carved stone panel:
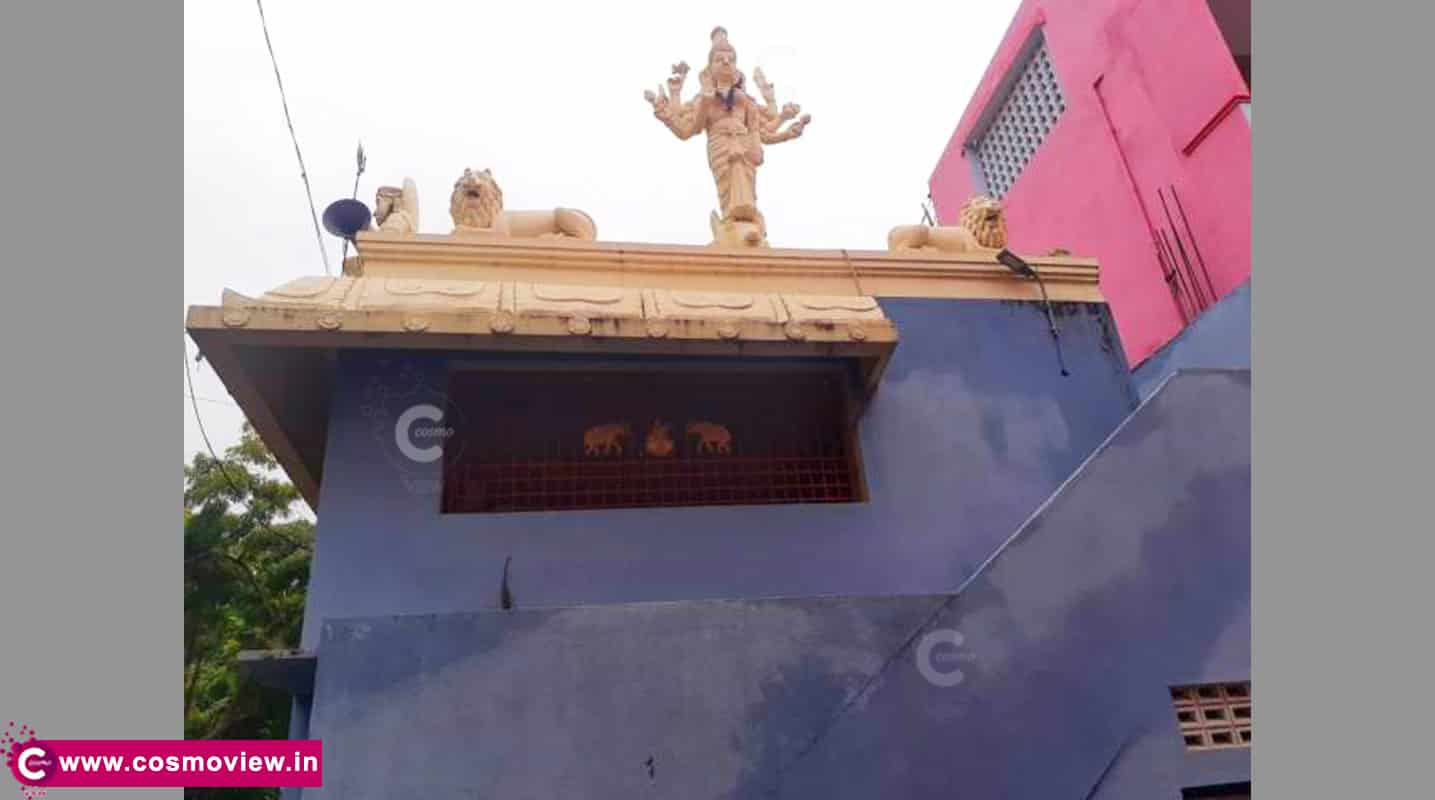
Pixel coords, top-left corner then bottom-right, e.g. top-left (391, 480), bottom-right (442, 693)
top-left (514, 283), bottom-right (645, 319)
top-left (252, 277), bottom-right (356, 308)
top-left (356, 278), bottom-right (501, 312)
top-left (778, 294), bottom-right (886, 324)
top-left (644, 289), bottom-right (787, 323)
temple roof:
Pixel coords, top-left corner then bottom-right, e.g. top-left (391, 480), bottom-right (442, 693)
top-left (185, 232), bottom-right (1101, 507)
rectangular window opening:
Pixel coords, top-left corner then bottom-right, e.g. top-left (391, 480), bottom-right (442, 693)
top-left (966, 29), bottom-right (1067, 199)
top-left (441, 365), bottom-right (867, 514)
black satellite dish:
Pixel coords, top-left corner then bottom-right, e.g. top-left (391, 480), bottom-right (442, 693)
top-left (322, 198), bottom-right (372, 241)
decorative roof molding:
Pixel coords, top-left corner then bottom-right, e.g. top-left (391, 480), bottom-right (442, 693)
top-left (201, 275), bottom-right (894, 351)
top-left (343, 232), bottom-right (1103, 304)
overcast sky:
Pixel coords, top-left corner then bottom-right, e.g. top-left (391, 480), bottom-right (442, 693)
top-left (183, 0), bottom-right (1022, 462)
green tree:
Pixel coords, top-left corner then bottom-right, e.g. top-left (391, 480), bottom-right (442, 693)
top-left (184, 424), bottom-right (313, 800)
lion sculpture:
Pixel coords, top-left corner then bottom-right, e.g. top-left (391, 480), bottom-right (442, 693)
top-left (373, 178), bottom-right (420, 235)
top-left (887, 194), bottom-right (1008, 254)
top-left (449, 168), bottom-right (597, 240)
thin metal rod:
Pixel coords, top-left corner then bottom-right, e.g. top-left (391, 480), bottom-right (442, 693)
top-left (341, 141), bottom-right (367, 271)
top-left (1152, 234), bottom-right (1191, 325)
top-left (1094, 76), bottom-right (1185, 323)
top-left (1169, 185), bottom-right (1219, 304)
top-left (1159, 219), bottom-right (1205, 316)
top-left (1156, 227), bottom-right (1196, 322)
top-left (1157, 188), bottom-right (1209, 310)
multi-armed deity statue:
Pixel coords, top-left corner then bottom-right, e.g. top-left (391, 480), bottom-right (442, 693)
top-left (361, 24), bottom-right (1008, 254)
top-left (644, 26), bottom-right (811, 248)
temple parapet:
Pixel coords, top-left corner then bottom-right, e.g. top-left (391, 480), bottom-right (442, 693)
top-left (342, 231), bottom-right (1102, 303)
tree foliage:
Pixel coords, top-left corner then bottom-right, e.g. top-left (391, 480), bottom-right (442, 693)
top-left (184, 424), bottom-right (313, 800)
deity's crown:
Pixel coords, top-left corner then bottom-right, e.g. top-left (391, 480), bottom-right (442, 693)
top-left (709, 26), bottom-right (734, 58)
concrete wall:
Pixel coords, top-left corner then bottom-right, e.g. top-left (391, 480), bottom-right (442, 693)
top-left (929, 0), bottom-right (1251, 367)
top-left (1133, 278), bottom-right (1250, 400)
top-left (303, 370), bottom-right (1249, 798)
top-left (299, 297), bottom-right (1136, 647)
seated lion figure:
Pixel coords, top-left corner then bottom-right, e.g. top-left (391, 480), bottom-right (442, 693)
top-left (887, 194), bottom-right (1008, 254)
top-left (449, 168), bottom-right (597, 241)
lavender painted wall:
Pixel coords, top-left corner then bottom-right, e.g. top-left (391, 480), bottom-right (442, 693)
top-left (299, 297), bottom-right (1136, 647)
top-left (929, 0), bottom-right (1252, 367)
top-left (302, 370), bottom-right (1249, 799)
top-left (1133, 278), bottom-right (1250, 400)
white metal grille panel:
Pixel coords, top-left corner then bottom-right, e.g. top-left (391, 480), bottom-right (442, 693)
top-left (971, 40), bottom-right (1066, 198)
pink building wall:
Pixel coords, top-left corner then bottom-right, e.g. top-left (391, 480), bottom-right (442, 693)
top-left (930, 0), bottom-right (1251, 367)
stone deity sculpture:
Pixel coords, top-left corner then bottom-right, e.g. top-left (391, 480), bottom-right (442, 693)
top-left (373, 178), bottom-right (420, 235)
top-left (644, 26), bottom-right (811, 248)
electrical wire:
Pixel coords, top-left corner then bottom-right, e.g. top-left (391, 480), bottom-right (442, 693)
top-left (254, 0), bottom-right (331, 276)
top-left (184, 342), bottom-right (253, 503)
top-left (183, 338), bottom-right (316, 544)
top-left (1030, 272), bottom-right (1071, 377)
top-left (185, 392), bottom-right (239, 408)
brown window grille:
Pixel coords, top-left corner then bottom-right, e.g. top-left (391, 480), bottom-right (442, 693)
top-left (1170, 681), bottom-right (1251, 751)
top-left (441, 365), bottom-right (865, 514)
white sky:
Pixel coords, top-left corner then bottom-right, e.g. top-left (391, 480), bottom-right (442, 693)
top-left (184, 0), bottom-right (1021, 462)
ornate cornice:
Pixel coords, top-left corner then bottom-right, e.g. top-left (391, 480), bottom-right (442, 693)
top-left (345, 232), bottom-right (1104, 304)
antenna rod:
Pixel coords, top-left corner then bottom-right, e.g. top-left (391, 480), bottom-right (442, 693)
top-left (340, 141), bottom-right (367, 270)
top-left (351, 140), bottom-right (366, 200)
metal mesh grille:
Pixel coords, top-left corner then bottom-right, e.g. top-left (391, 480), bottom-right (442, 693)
top-left (971, 39), bottom-right (1066, 198)
top-left (1170, 682), bottom-right (1251, 750)
top-left (441, 368), bottom-right (862, 514)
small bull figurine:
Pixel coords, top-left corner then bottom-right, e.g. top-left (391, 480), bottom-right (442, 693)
top-left (583, 423), bottom-right (633, 456)
top-left (686, 421), bottom-right (732, 455)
